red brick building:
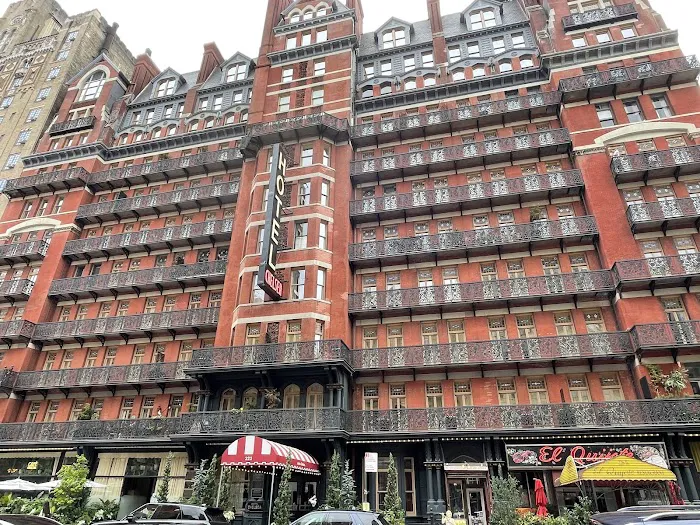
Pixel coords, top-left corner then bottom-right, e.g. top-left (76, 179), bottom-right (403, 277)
top-left (0, 0), bottom-right (697, 520)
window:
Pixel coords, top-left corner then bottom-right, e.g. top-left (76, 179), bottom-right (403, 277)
top-left (568, 375), bottom-right (591, 403)
top-left (132, 346), bottom-right (145, 364)
top-left (286, 320), bottom-right (302, 342)
top-left (520, 56), bottom-right (534, 68)
top-left (422, 52), bottom-right (434, 68)
top-left (470, 9), bottom-right (496, 29)
top-left (651, 94), bottom-right (673, 118)
top-left (363, 328), bottom-right (378, 349)
top-left (472, 66), bottom-right (485, 77)
top-left (316, 28), bottom-right (327, 43)
top-left (292, 268), bottom-right (306, 299)
top-left (382, 28), bottom-right (406, 49)
top-left (312, 89), bottom-right (324, 106)
top-left (5, 153), bottom-right (20, 169)
top-left (584, 310), bottom-right (606, 333)
top-left (286, 36), bottom-right (296, 50)
top-left (47, 67), bottom-right (60, 80)
top-left (596, 102), bottom-right (615, 127)
top-left (226, 63), bottom-right (247, 82)
top-left (301, 32), bottom-right (312, 46)
top-left (403, 55), bottom-right (415, 72)
top-left (448, 46), bottom-right (461, 63)
top-left (301, 145), bottom-right (313, 167)
top-left (572, 36), bottom-right (586, 48)
top-left (404, 78), bottom-right (416, 90)
top-left (555, 311), bottom-right (575, 335)
top-left (314, 60), bottom-right (325, 76)
top-left (26, 402), bottom-right (41, 422)
top-left (319, 221), bottom-right (328, 249)
top-left (623, 99), bottom-right (644, 122)
top-left (15, 129), bottom-right (30, 145)
top-left (103, 347), bottom-right (117, 366)
top-left (421, 322), bottom-right (438, 345)
top-left (364, 64), bottom-right (374, 79)
top-left (390, 384), bottom-right (406, 409)
top-left (426, 383), bottom-right (443, 408)
top-left (212, 95), bottom-right (223, 111)
top-left (492, 37), bottom-right (505, 54)
top-left (596, 31), bottom-right (611, 44)
top-left (44, 401), bottom-right (59, 422)
top-left (278, 95), bottom-right (290, 112)
top-left (298, 180), bottom-right (311, 205)
top-left (316, 268), bottom-right (326, 299)
top-left (498, 378), bottom-right (517, 404)
top-left (322, 148), bottom-right (331, 168)
top-left (512, 33), bottom-right (525, 48)
top-left (621, 25), bottom-right (636, 38)
top-left (120, 398), bottom-right (134, 419)
top-left (452, 70), bottom-right (465, 81)
top-left (282, 68), bottom-right (293, 83)
top-left (499, 60), bottom-right (512, 73)
top-left (387, 325), bottom-right (403, 346)
top-left (600, 373), bottom-right (624, 401)
top-left (448, 320), bottom-right (465, 343)
top-left (36, 199), bottom-right (48, 216)
top-left (156, 78), bottom-right (176, 97)
top-left (489, 317), bottom-right (507, 340)
top-left (294, 221), bottom-right (308, 249)
top-left (363, 385), bottom-right (379, 409)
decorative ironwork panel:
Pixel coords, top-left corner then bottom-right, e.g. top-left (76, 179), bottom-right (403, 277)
top-left (632, 321), bottom-right (700, 348)
top-left (176, 408), bottom-right (345, 434)
top-left (562, 3), bottom-right (637, 30)
top-left (4, 168), bottom-right (88, 195)
top-left (611, 146), bottom-right (700, 176)
top-left (250, 112), bottom-right (348, 137)
top-left (48, 116), bottom-right (96, 135)
top-left (626, 197), bottom-right (700, 225)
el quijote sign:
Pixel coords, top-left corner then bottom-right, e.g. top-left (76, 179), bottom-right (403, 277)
top-left (505, 443), bottom-right (668, 469)
top-left (257, 144), bottom-right (287, 301)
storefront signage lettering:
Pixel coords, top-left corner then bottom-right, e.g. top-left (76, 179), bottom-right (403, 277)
top-left (444, 462), bottom-right (488, 472)
top-left (505, 443), bottom-right (668, 469)
top-left (257, 144), bottom-right (287, 301)
top-left (365, 452), bottom-right (378, 473)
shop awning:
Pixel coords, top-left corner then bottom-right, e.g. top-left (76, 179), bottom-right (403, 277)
top-left (221, 435), bottom-right (320, 475)
top-left (556, 455), bottom-right (677, 486)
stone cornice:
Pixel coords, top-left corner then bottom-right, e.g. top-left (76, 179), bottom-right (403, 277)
top-left (273, 10), bottom-right (355, 35)
top-left (444, 20), bottom-right (532, 44)
top-left (358, 40), bottom-right (433, 62)
top-left (268, 35), bottom-right (357, 65)
top-left (197, 77), bottom-right (254, 95)
top-left (127, 93), bottom-right (187, 110)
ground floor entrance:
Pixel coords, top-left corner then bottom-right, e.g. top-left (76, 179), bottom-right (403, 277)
top-left (446, 477), bottom-right (486, 525)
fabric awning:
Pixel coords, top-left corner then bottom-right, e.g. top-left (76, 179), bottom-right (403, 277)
top-left (221, 435), bottom-right (320, 475)
top-left (556, 455), bottom-right (677, 486)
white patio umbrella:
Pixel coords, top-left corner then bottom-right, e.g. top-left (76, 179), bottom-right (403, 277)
top-left (0, 478), bottom-right (43, 492)
top-left (35, 479), bottom-right (106, 490)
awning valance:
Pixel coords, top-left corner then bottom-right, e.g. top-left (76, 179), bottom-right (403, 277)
top-left (221, 435), bottom-right (320, 475)
top-left (556, 455), bottom-right (677, 486)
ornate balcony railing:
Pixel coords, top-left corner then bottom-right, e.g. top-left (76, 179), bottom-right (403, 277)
top-left (354, 332), bottom-right (634, 369)
top-left (48, 116), bottom-right (96, 136)
top-left (87, 148), bottom-right (243, 191)
top-left (4, 167), bottom-right (89, 198)
top-left (250, 112), bottom-right (348, 138)
top-left (76, 181), bottom-right (240, 224)
top-left (350, 170), bottom-right (584, 220)
top-left (0, 279), bottom-right (34, 301)
top-left (14, 361), bottom-right (191, 391)
top-left (562, 3), bottom-right (637, 31)
top-left (0, 240), bottom-right (49, 264)
top-left (63, 219), bottom-right (233, 259)
top-left (33, 307), bottom-right (220, 342)
top-left (350, 92), bottom-right (562, 144)
top-left (0, 417), bottom-right (179, 444)
top-left (615, 255), bottom-right (700, 285)
top-left (0, 320), bottom-right (35, 342)
top-left (348, 271), bottom-right (614, 314)
top-left (175, 408), bottom-right (346, 436)
top-left (349, 217), bottom-right (598, 263)
top-left (611, 147), bottom-right (700, 183)
top-left (188, 340), bottom-right (352, 371)
top-left (49, 260), bottom-right (228, 299)
top-left (559, 56), bottom-right (700, 96)
top-left (0, 368), bottom-right (17, 392)
top-left (632, 321), bottom-right (700, 349)
top-left (350, 129), bottom-right (571, 179)
top-left (349, 400), bottom-right (700, 434)
top-left (626, 197), bottom-right (700, 231)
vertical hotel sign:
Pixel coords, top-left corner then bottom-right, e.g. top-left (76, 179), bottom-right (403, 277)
top-left (257, 144), bottom-right (286, 300)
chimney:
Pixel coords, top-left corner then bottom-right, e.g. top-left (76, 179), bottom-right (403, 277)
top-left (126, 49), bottom-right (160, 96)
top-left (100, 22), bottom-right (118, 55)
top-left (258, 0), bottom-right (293, 64)
top-left (346, 0), bottom-right (365, 36)
top-left (197, 42), bottom-right (225, 84)
top-left (427, 0), bottom-right (447, 73)
top-left (427, 0), bottom-right (443, 34)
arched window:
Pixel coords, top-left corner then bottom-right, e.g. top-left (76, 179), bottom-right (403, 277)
top-left (240, 110), bottom-right (249, 123)
top-left (362, 86), bottom-right (373, 99)
top-left (204, 117), bottom-right (215, 129)
top-left (283, 385), bottom-right (301, 408)
top-left (405, 78), bottom-right (416, 90)
top-left (289, 12), bottom-right (301, 23)
top-left (470, 9), bottom-right (496, 30)
top-left (453, 70), bottom-right (466, 81)
top-left (302, 8), bottom-right (313, 20)
top-left (316, 6), bottom-right (327, 17)
top-left (189, 120), bottom-right (199, 132)
top-left (220, 389), bottom-right (236, 411)
top-left (80, 70), bottom-right (106, 101)
top-left (499, 60), bottom-right (513, 73)
top-left (424, 75), bottom-right (436, 86)
top-left (473, 66), bottom-right (485, 78)
top-left (156, 78), bottom-right (177, 97)
top-left (133, 132), bottom-right (143, 142)
top-left (167, 125), bottom-right (177, 136)
top-left (307, 383), bottom-right (324, 409)
top-left (520, 56), bottom-right (534, 68)
top-left (153, 127), bottom-right (162, 138)
top-left (225, 113), bottom-right (235, 124)
top-left (380, 82), bottom-right (392, 95)
top-left (243, 387), bottom-right (258, 409)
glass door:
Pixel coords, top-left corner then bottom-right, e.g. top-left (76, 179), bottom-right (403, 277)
top-left (448, 479), bottom-right (466, 520)
top-left (466, 489), bottom-right (486, 525)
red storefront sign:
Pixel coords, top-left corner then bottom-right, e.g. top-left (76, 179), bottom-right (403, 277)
top-left (505, 443), bottom-right (668, 469)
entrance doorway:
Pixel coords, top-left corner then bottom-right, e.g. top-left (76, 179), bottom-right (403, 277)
top-left (447, 478), bottom-right (486, 525)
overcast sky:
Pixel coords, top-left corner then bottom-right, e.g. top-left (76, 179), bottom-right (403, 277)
top-left (1, 0), bottom-right (698, 73)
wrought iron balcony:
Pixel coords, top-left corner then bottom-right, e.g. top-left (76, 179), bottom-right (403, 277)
top-left (611, 146), bottom-right (700, 184)
top-left (14, 361), bottom-right (192, 392)
top-left (0, 279), bottom-right (34, 303)
top-left (187, 339), bottom-right (352, 374)
top-left (3, 167), bottom-right (89, 198)
top-left (350, 170), bottom-right (584, 224)
top-left (174, 408), bottom-right (346, 438)
top-left (76, 181), bottom-right (240, 225)
top-left (559, 55), bottom-right (700, 103)
top-left (614, 256), bottom-right (700, 293)
top-left (63, 219), bottom-right (233, 261)
top-left (349, 271), bottom-right (614, 319)
top-left (349, 399), bottom-right (700, 435)
top-left (33, 307), bottom-right (219, 344)
top-left (0, 368), bottom-right (17, 393)
top-left (48, 116), bottom-right (96, 136)
top-left (350, 129), bottom-right (571, 184)
top-left (626, 198), bottom-right (700, 233)
top-left (0, 320), bottom-right (35, 345)
top-left (242, 113), bottom-right (349, 158)
top-left (49, 260), bottom-right (228, 301)
top-left (632, 321), bottom-right (700, 349)
top-left (0, 417), bottom-right (179, 445)
top-left (354, 332), bottom-right (634, 370)
top-left (87, 148), bottom-right (243, 192)
top-left (350, 92), bottom-right (562, 148)
top-left (0, 240), bottom-right (49, 265)
top-left (349, 217), bottom-right (598, 268)
top-left (562, 3), bottom-right (637, 31)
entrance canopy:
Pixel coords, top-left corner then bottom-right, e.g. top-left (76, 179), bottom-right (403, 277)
top-left (556, 455), bottom-right (677, 486)
top-left (221, 435), bottom-right (320, 475)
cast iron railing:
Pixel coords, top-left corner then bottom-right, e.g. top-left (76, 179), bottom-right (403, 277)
top-left (0, 279), bottom-right (34, 298)
top-left (32, 307), bottom-right (220, 341)
top-left (614, 255), bottom-right (700, 282)
top-left (249, 112), bottom-right (348, 137)
top-left (0, 320), bottom-right (35, 340)
top-left (0, 368), bottom-right (17, 391)
top-left (611, 147), bottom-right (700, 177)
top-left (48, 116), bottom-right (96, 135)
top-left (626, 197), bottom-right (700, 225)
top-left (0, 417), bottom-right (179, 444)
top-left (559, 56), bottom-right (700, 92)
top-left (76, 181), bottom-right (240, 220)
top-left (175, 408), bottom-right (346, 435)
top-left (353, 332), bottom-right (634, 369)
top-left (349, 217), bottom-right (598, 261)
top-left (632, 321), bottom-right (700, 348)
top-left (350, 170), bottom-right (583, 216)
top-left (348, 271), bottom-right (614, 312)
top-left (49, 260), bottom-right (228, 297)
top-left (562, 3), bottom-right (637, 30)
top-left (63, 219), bottom-right (233, 257)
top-left (4, 168), bottom-right (88, 196)
top-left (349, 399), bottom-right (700, 433)
top-left (350, 129), bottom-right (571, 175)
top-left (350, 92), bottom-right (562, 138)
top-left (189, 340), bottom-right (352, 370)
top-left (14, 361), bottom-right (191, 391)
top-left (0, 240), bottom-right (49, 261)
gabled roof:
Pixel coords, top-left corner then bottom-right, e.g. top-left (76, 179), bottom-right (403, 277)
top-left (374, 16), bottom-right (414, 38)
top-left (461, 0), bottom-right (503, 20)
top-left (65, 52), bottom-right (129, 87)
top-left (199, 52), bottom-right (256, 90)
top-left (131, 67), bottom-right (195, 104)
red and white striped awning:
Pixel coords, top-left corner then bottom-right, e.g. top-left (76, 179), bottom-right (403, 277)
top-left (221, 435), bottom-right (320, 475)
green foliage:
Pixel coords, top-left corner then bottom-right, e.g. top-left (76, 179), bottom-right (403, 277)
top-left (218, 468), bottom-right (236, 514)
top-left (560, 496), bottom-right (593, 525)
top-left (381, 453), bottom-right (404, 525)
top-left (202, 454), bottom-right (219, 507)
top-left (326, 450), bottom-right (341, 509)
top-left (647, 364), bottom-right (690, 397)
top-left (52, 455), bottom-right (90, 525)
top-left (517, 515), bottom-right (568, 525)
top-left (77, 404), bottom-right (95, 421)
top-left (272, 456), bottom-right (293, 525)
top-left (340, 460), bottom-right (356, 510)
top-left (188, 459), bottom-right (209, 505)
top-left (489, 476), bottom-right (522, 525)
top-left (156, 452), bottom-right (174, 503)
top-left (87, 499), bottom-right (120, 522)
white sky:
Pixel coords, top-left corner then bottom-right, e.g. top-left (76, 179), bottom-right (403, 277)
top-left (0, 0), bottom-right (698, 73)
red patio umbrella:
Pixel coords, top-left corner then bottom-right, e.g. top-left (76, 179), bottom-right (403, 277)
top-left (668, 481), bottom-right (684, 505)
top-left (534, 478), bottom-right (548, 517)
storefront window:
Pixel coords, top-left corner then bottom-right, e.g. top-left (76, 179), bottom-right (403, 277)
top-left (0, 457), bottom-right (55, 479)
top-left (125, 457), bottom-right (161, 477)
top-left (371, 455), bottom-right (416, 515)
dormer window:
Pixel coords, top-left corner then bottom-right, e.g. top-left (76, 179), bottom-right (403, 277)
top-left (382, 29), bottom-right (406, 49)
top-left (470, 9), bottom-right (496, 30)
top-left (226, 64), bottom-right (246, 83)
top-left (80, 70), bottom-right (106, 101)
top-left (317, 7), bottom-right (327, 16)
top-left (290, 13), bottom-right (300, 23)
top-left (156, 78), bottom-right (177, 97)
top-left (303, 9), bottom-right (313, 21)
